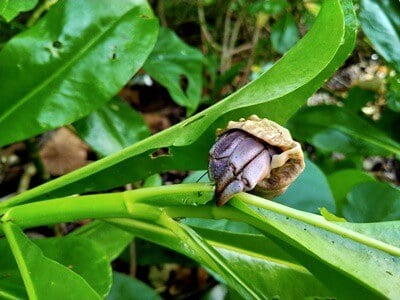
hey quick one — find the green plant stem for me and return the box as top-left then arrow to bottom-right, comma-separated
156,211 -> 261,300
1,183 -> 398,257
2,222 -> 37,298
232,193 -> 400,257
0,184 -> 214,229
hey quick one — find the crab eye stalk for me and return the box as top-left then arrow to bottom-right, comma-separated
208,115 -> 305,206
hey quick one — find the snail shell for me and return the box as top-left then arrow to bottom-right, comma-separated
209,115 -> 305,206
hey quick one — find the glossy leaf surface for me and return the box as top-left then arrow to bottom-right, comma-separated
271,12 -> 300,54
1,223 -> 102,299
0,0 -> 37,22
328,169 -> 376,214
144,28 -> 204,114
275,158 -> 335,213
74,97 -> 150,157
359,0 -> 400,71
287,105 -> 400,155
72,220 -> 133,262
0,0 -> 158,146
106,272 -> 161,300
108,218 -> 331,299
231,194 -> 400,298
343,182 -> 400,222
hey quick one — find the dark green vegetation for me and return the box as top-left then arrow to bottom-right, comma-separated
0,0 -> 399,299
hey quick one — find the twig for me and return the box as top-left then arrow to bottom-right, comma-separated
239,25 -> 261,87
220,0 -> 235,72
197,1 -> 221,52
17,163 -> 36,193
129,241 -> 137,277
157,0 -> 167,27
25,138 -> 49,181
226,16 -> 243,69
26,0 -> 58,27
230,43 -> 253,55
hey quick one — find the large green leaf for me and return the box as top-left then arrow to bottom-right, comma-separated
328,169 -> 376,215
343,182 -> 400,222
270,12 -> 300,54
0,234 -> 112,299
143,27 -> 204,114
0,0 -> 357,208
35,237 -> 112,297
74,97 -> 150,157
287,105 -> 400,155
0,0 -> 158,147
1,223 -> 102,299
359,0 -> 400,71
230,194 -> 400,298
0,0 -> 38,22
107,272 -> 161,300
274,158 -> 335,213
71,220 -> 133,262
108,218 -> 332,299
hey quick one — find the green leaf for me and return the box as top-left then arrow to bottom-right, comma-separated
183,218 -> 260,235
74,97 -> 150,157
328,169 -> 376,215
143,174 -> 163,188
339,221 -> 400,248
231,194 -> 400,298
106,272 -> 161,300
287,105 -> 400,155
108,218 -> 332,299
1,0 -> 357,208
0,0 -> 158,147
0,0 -> 38,22
1,223 -> 102,299
387,74 -> 400,112
35,236 -> 112,298
344,87 -> 375,113
71,220 -> 133,262
183,170 -> 210,184
0,234 -> 113,299
270,12 -> 300,54
274,158 -> 335,214
0,237 -> 28,299
143,27 -> 204,114
359,0 -> 400,71
343,182 -> 400,222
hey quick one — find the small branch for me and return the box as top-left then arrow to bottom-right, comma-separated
230,43 -> 252,56
239,25 -> 261,87
226,16 -> 243,69
220,0 -> 235,72
25,138 -> 49,182
129,241 -> 137,277
197,1 -> 221,52
17,163 -> 36,194
157,0 -> 167,27
26,0 -> 58,27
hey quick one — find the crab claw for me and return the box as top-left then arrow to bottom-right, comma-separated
210,130 -> 272,206
208,116 -> 305,206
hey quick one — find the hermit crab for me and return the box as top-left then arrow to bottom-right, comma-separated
208,115 -> 305,206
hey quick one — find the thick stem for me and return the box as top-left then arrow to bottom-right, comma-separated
0,184 -> 214,230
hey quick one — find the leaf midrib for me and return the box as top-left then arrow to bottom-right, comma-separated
0,6 -> 137,124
